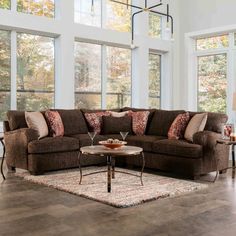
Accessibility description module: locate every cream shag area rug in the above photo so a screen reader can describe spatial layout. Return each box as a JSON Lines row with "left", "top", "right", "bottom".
{"left": 16, "top": 167, "right": 208, "bottom": 208}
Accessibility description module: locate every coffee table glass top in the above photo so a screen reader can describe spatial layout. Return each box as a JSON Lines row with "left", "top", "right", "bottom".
{"left": 80, "top": 145, "right": 143, "bottom": 156}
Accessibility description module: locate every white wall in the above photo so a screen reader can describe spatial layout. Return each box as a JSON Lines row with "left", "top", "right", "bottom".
{"left": 176, "top": 0, "right": 236, "bottom": 109}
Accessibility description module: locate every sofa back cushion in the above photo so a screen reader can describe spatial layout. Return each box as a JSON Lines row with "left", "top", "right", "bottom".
{"left": 54, "top": 109, "right": 88, "bottom": 135}
{"left": 147, "top": 110, "right": 185, "bottom": 136}
{"left": 122, "top": 107, "right": 156, "bottom": 133}
{"left": 189, "top": 112, "right": 228, "bottom": 133}
{"left": 81, "top": 108, "right": 121, "bottom": 113}
{"left": 102, "top": 116, "right": 132, "bottom": 134}
{"left": 7, "top": 110, "right": 28, "bottom": 130}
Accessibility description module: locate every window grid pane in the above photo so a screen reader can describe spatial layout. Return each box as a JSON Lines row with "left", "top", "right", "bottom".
{"left": 106, "top": 46, "right": 131, "bottom": 109}
{"left": 74, "top": 0, "right": 131, "bottom": 32}
{"left": 0, "top": 30, "right": 11, "bottom": 121}
{"left": 197, "top": 54, "right": 227, "bottom": 113}
{"left": 74, "top": 42, "right": 102, "bottom": 109}
{"left": 17, "top": 0, "right": 55, "bottom": 18}
{"left": 17, "top": 33, "right": 55, "bottom": 111}
{"left": 0, "top": 0, "right": 10, "bottom": 9}
{"left": 149, "top": 53, "right": 161, "bottom": 109}
{"left": 149, "top": 13, "right": 162, "bottom": 39}
{"left": 74, "top": 0, "right": 101, "bottom": 27}
{"left": 105, "top": 0, "right": 131, "bottom": 32}
{"left": 196, "top": 35, "right": 229, "bottom": 51}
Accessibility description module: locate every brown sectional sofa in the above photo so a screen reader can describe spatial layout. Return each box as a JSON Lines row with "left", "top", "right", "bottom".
{"left": 3, "top": 108, "right": 229, "bottom": 179}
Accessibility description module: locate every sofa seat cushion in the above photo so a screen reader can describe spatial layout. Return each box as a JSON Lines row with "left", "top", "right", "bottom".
{"left": 28, "top": 137, "right": 80, "bottom": 154}
{"left": 152, "top": 139, "right": 203, "bottom": 159}
{"left": 126, "top": 135, "right": 166, "bottom": 152}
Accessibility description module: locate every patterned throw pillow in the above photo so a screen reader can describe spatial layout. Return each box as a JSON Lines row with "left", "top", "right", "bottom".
{"left": 128, "top": 111, "right": 150, "bottom": 135}
{"left": 168, "top": 112, "right": 190, "bottom": 140}
{"left": 84, "top": 111, "right": 111, "bottom": 134}
{"left": 45, "top": 110, "right": 64, "bottom": 137}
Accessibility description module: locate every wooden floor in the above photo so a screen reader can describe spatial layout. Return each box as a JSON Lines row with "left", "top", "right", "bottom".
{"left": 0, "top": 167, "right": 236, "bottom": 236}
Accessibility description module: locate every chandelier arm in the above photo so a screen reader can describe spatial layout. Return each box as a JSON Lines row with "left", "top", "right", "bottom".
{"left": 148, "top": 3, "right": 163, "bottom": 11}
{"left": 109, "top": 0, "right": 143, "bottom": 10}
{"left": 167, "top": 4, "right": 169, "bottom": 22}
{"left": 150, "top": 10, "right": 174, "bottom": 36}
{"left": 131, "top": 10, "right": 143, "bottom": 42}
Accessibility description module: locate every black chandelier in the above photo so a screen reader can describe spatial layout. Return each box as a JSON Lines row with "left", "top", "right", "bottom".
{"left": 90, "top": 0, "right": 174, "bottom": 47}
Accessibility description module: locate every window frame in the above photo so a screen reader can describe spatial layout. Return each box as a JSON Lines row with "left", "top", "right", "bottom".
{"left": 186, "top": 31, "right": 236, "bottom": 119}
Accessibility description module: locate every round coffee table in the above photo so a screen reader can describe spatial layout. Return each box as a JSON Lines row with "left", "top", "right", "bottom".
{"left": 78, "top": 145, "right": 145, "bottom": 193}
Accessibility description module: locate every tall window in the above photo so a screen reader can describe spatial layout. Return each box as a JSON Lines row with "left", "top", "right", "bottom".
{"left": 0, "top": 30, "right": 11, "bottom": 121}
{"left": 149, "top": 13, "right": 162, "bottom": 39}
{"left": 74, "top": 42, "right": 102, "bottom": 109}
{"left": 195, "top": 34, "right": 228, "bottom": 113}
{"left": 17, "top": 0, "right": 55, "bottom": 18}
{"left": 74, "top": 0, "right": 131, "bottom": 32}
{"left": 17, "top": 33, "right": 55, "bottom": 111}
{"left": 106, "top": 46, "right": 131, "bottom": 108}
{"left": 74, "top": 42, "right": 131, "bottom": 109}
{"left": 0, "top": 0, "right": 10, "bottom": 9}
{"left": 149, "top": 53, "right": 161, "bottom": 108}
{"left": 197, "top": 54, "right": 227, "bottom": 113}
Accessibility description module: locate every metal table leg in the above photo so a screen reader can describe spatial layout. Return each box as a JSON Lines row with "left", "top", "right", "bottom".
{"left": 232, "top": 144, "right": 235, "bottom": 179}
{"left": 0, "top": 139, "right": 5, "bottom": 180}
{"left": 140, "top": 152, "right": 145, "bottom": 186}
{"left": 107, "top": 155, "right": 112, "bottom": 193}
{"left": 78, "top": 151, "right": 82, "bottom": 184}
{"left": 112, "top": 157, "right": 115, "bottom": 179}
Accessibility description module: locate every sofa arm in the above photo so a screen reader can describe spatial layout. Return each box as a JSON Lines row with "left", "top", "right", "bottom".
{"left": 193, "top": 131, "right": 221, "bottom": 149}
{"left": 4, "top": 128, "right": 39, "bottom": 169}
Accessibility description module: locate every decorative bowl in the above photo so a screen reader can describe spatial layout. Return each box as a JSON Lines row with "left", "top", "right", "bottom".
{"left": 99, "top": 141, "right": 127, "bottom": 149}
